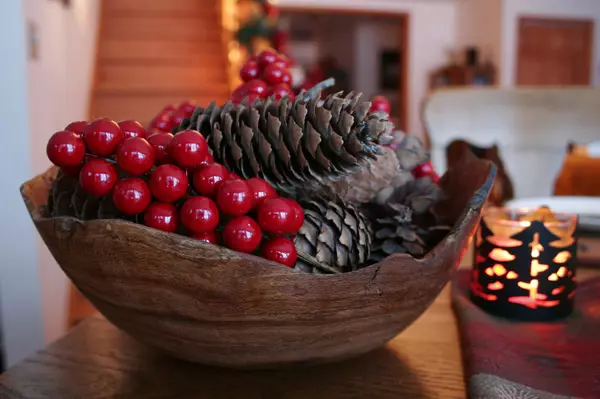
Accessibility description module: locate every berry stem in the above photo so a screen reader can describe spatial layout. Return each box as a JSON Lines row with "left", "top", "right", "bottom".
{"left": 302, "top": 78, "right": 336, "bottom": 101}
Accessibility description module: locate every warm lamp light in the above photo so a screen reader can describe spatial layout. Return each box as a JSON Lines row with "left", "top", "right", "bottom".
{"left": 471, "top": 206, "right": 577, "bottom": 321}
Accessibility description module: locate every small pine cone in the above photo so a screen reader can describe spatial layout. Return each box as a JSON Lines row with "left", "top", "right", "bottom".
{"left": 394, "top": 135, "right": 429, "bottom": 171}
{"left": 373, "top": 177, "right": 443, "bottom": 219}
{"left": 369, "top": 210, "right": 451, "bottom": 262}
{"left": 294, "top": 195, "right": 372, "bottom": 274}
{"left": 177, "top": 92, "right": 391, "bottom": 195}
{"left": 332, "top": 146, "right": 400, "bottom": 204}
{"left": 47, "top": 172, "right": 127, "bottom": 221}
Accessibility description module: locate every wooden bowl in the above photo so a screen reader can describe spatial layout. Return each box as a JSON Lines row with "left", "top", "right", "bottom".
{"left": 21, "top": 153, "right": 495, "bottom": 369}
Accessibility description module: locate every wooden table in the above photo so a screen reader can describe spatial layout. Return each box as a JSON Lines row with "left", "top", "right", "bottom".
{"left": 1, "top": 267, "right": 597, "bottom": 398}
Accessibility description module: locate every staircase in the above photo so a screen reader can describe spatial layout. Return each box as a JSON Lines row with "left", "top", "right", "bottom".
{"left": 90, "top": 0, "right": 230, "bottom": 125}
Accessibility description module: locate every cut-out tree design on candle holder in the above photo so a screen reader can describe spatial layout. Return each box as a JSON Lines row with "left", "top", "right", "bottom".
{"left": 471, "top": 211, "right": 577, "bottom": 321}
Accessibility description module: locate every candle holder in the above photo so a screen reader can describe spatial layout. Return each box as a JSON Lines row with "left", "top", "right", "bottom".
{"left": 471, "top": 207, "right": 577, "bottom": 321}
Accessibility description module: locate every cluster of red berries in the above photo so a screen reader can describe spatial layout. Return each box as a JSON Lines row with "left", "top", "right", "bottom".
{"left": 232, "top": 50, "right": 295, "bottom": 104}
{"left": 46, "top": 118, "right": 304, "bottom": 267}
{"left": 148, "top": 101, "right": 197, "bottom": 133}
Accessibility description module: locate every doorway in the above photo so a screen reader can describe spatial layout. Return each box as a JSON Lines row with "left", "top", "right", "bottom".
{"left": 280, "top": 8, "right": 409, "bottom": 131}
{"left": 516, "top": 17, "right": 594, "bottom": 86}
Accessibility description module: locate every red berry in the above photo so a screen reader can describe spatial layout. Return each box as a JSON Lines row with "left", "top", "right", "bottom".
{"left": 150, "top": 164, "right": 188, "bottom": 203}
{"left": 149, "top": 112, "right": 176, "bottom": 132}
{"left": 79, "top": 158, "right": 117, "bottom": 197}
{"left": 263, "top": 64, "right": 292, "bottom": 86}
{"left": 180, "top": 196, "right": 220, "bottom": 233}
{"left": 64, "top": 121, "right": 88, "bottom": 137}
{"left": 268, "top": 84, "right": 295, "bottom": 102}
{"left": 162, "top": 104, "right": 176, "bottom": 113}
{"left": 202, "top": 153, "right": 215, "bottom": 166}
{"left": 412, "top": 160, "right": 440, "bottom": 183}
{"left": 370, "top": 96, "right": 391, "bottom": 114}
{"left": 257, "top": 198, "right": 296, "bottom": 235}
{"left": 216, "top": 179, "right": 253, "bottom": 216}
{"left": 261, "top": 237, "right": 297, "bottom": 267}
{"left": 247, "top": 178, "right": 277, "bottom": 207}
{"left": 177, "top": 101, "right": 196, "bottom": 115}
{"left": 257, "top": 50, "right": 279, "bottom": 70}
{"left": 61, "top": 165, "right": 82, "bottom": 177}
{"left": 169, "top": 130, "right": 208, "bottom": 168}
{"left": 144, "top": 202, "right": 179, "bottom": 233}
{"left": 84, "top": 118, "right": 125, "bottom": 156}
{"left": 46, "top": 130, "right": 86, "bottom": 167}
{"left": 118, "top": 120, "right": 146, "bottom": 139}
{"left": 171, "top": 108, "right": 189, "bottom": 126}
{"left": 112, "top": 178, "right": 152, "bottom": 215}
{"left": 228, "top": 172, "right": 242, "bottom": 180}
{"left": 192, "top": 230, "right": 219, "bottom": 245}
{"left": 231, "top": 84, "right": 248, "bottom": 104}
{"left": 245, "top": 79, "right": 268, "bottom": 97}
{"left": 192, "top": 163, "right": 229, "bottom": 197}
{"left": 284, "top": 199, "right": 305, "bottom": 233}
{"left": 240, "top": 61, "right": 260, "bottom": 82}
{"left": 116, "top": 137, "right": 155, "bottom": 176}
{"left": 222, "top": 216, "right": 262, "bottom": 253}
{"left": 147, "top": 131, "right": 174, "bottom": 164}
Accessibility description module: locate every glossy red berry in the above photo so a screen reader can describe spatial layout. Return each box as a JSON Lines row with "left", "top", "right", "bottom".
{"left": 171, "top": 108, "right": 189, "bottom": 126}
{"left": 64, "top": 121, "right": 88, "bottom": 137}
{"left": 147, "top": 131, "right": 174, "bottom": 164}
{"left": 222, "top": 216, "right": 262, "bottom": 253}
{"left": 144, "top": 202, "right": 179, "bottom": 233}
{"left": 261, "top": 237, "right": 297, "bottom": 267}
{"left": 228, "top": 172, "right": 242, "bottom": 180}
{"left": 162, "top": 104, "right": 176, "bottom": 113}
{"left": 79, "top": 158, "right": 117, "bottom": 197}
{"left": 257, "top": 198, "right": 296, "bottom": 235}
{"left": 216, "top": 179, "right": 253, "bottom": 216}
{"left": 112, "top": 178, "right": 152, "bottom": 215}
{"left": 83, "top": 118, "right": 125, "bottom": 156}
{"left": 240, "top": 61, "right": 260, "bottom": 82}
{"left": 284, "top": 199, "right": 305, "bottom": 233}
{"left": 257, "top": 50, "right": 279, "bottom": 70}
{"left": 231, "top": 84, "right": 248, "bottom": 104}
{"left": 118, "top": 120, "right": 146, "bottom": 139}
{"left": 192, "top": 163, "right": 229, "bottom": 197}
{"left": 46, "top": 130, "right": 86, "bottom": 167}
{"left": 150, "top": 164, "right": 188, "bottom": 203}
{"left": 245, "top": 79, "right": 268, "bottom": 97}
{"left": 116, "top": 137, "right": 155, "bottom": 176}
{"left": 177, "top": 101, "right": 196, "bottom": 115}
{"left": 149, "top": 112, "right": 176, "bottom": 132}
{"left": 169, "top": 130, "right": 208, "bottom": 168}
{"left": 370, "top": 96, "right": 391, "bottom": 114}
{"left": 263, "top": 64, "right": 292, "bottom": 86}
{"left": 247, "top": 178, "right": 277, "bottom": 207}
{"left": 192, "top": 230, "right": 219, "bottom": 245}
{"left": 180, "top": 196, "right": 220, "bottom": 233}
{"left": 268, "top": 84, "right": 294, "bottom": 102}
{"left": 412, "top": 160, "right": 440, "bottom": 183}
{"left": 202, "top": 153, "right": 215, "bottom": 166}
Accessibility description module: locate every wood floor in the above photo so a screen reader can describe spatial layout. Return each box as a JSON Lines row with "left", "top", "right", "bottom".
{"left": 89, "top": 0, "right": 230, "bottom": 126}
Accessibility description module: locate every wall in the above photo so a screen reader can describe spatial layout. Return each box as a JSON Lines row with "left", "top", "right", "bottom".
{"left": 0, "top": 1, "right": 44, "bottom": 367}
{"left": 278, "top": 0, "right": 458, "bottom": 139}
{"left": 22, "top": 0, "right": 100, "bottom": 345}
{"left": 456, "top": 0, "right": 503, "bottom": 69}
{"left": 501, "top": 0, "right": 600, "bottom": 86}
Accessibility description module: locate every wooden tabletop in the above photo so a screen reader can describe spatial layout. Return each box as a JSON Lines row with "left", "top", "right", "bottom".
{"left": 1, "top": 266, "right": 597, "bottom": 399}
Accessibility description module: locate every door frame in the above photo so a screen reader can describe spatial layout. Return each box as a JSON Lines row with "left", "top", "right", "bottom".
{"left": 280, "top": 6, "right": 410, "bottom": 132}
{"left": 516, "top": 16, "right": 595, "bottom": 86}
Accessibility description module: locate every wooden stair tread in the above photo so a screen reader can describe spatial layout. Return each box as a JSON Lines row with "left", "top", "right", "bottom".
{"left": 99, "top": 40, "right": 223, "bottom": 62}
{"left": 104, "top": 0, "right": 218, "bottom": 14}
{"left": 101, "top": 16, "right": 221, "bottom": 42}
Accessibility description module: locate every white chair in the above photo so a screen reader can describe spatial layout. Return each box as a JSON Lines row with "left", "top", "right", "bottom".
{"left": 423, "top": 88, "right": 600, "bottom": 199}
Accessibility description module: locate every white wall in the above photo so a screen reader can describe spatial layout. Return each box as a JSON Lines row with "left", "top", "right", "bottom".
{"left": 0, "top": 1, "right": 44, "bottom": 367}
{"left": 22, "top": 0, "right": 100, "bottom": 345}
{"left": 456, "top": 0, "right": 503, "bottom": 69}
{"left": 279, "top": 0, "right": 458, "bottom": 140}
{"left": 501, "top": 0, "right": 600, "bottom": 86}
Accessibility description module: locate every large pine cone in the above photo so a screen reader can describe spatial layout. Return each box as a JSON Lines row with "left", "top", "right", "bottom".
{"left": 176, "top": 92, "right": 392, "bottom": 195}
{"left": 294, "top": 195, "right": 372, "bottom": 274}
{"left": 369, "top": 206, "right": 450, "bottom": 262}
{"left": 331, "top": 145, "right": 400, "bottom": 204}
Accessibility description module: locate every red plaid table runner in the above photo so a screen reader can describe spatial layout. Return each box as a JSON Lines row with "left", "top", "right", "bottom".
{"left": 452, "top": 270, "right": 600, "bottom": 399}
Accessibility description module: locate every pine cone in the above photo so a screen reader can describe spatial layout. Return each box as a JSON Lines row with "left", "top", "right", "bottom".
{"left": 368, "top": 177, "right": 443, "bottom": 221}
{"left": 331, "top": 145, "right": 400, "bottom": 204}
{"left": 177, "top": 92, "right": 391, "bottom": 195}
{"left": 394, "top": 135, "right": 428, "bottom": 171}
{"left": 369, "top": 207, "right": 451, "bottom": 262}
{"left": 294, "top": 195, "right": 372, "bottom": 274}
{"left": 47, "top": 172, "right": 127, "bottom": 221}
